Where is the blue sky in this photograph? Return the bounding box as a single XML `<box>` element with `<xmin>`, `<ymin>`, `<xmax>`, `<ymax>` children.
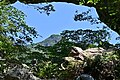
<box><xmin>13</xmin><ymin>1</ymin><xmax>119</xmax><ymax>44</ymax></box>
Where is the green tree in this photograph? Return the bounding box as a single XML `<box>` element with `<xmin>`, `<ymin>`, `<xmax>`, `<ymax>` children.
<box><xmin>61</xmin><ymin>28</ymin><xmax>111</xmax><ymax>49</ymax></box>
<box><xmin>0</xmin><ymin>3</ymin><xmax>38</xmax><ymax>54</ymax></box>
<box><xmin>0</xmin><ymin>2</ymin><xmax>38</xmax><ymax>73</ymax></box>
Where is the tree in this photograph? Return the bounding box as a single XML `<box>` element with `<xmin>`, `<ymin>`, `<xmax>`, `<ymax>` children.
<box><xmin>0</xmin><ymin>2</ymin><xmax>38</xmax><ymax>73</ymax></box>
<box><xmin>0</xmin><ymin>3</ymin><xmax>38</xmax><ymax>53</ymax></box>
<box><xmin>61</xmin><ymin>28</ymin><xmax>111</xmax><ymax>49</ymax></box>
<box><xmin>1</xmin><ymin>0</ymin><xmax>120</xmax><ymax>36</ymax></box>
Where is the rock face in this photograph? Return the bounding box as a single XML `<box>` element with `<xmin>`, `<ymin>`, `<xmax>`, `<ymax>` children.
<box><xmin>65</xmin><ymin>46</ymin><xmax>113</xmax><ymax>62</ymax></box>
<box><xmin>4</xmin><ymin>64</ymin><xmax>40</xmax><ymax>80</ymax></box>
<box><xmin>69</xmin><ymin>46</ymin><xmax>84</xmax><ymax>60</ymax></box>
<box><xmin>63</xmin><ymin>47</ymin><xmax>108</xmax><ymax>70</ymax></box>
<box><xmin>84</xmin><ymin>47</ymin><xmax>105</xmax><ymax>55</ymax></box>
<box><xmin>68</xmin><ymin>47</ymin><xmax>105</xmax><ymax>61</ymax></box>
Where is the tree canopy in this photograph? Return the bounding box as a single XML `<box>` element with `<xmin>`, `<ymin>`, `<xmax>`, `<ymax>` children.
<box><xmin>1</xmin><ymin>0</ymin><xmax>120</xmax><ymax>35</ymax></box>
<box><xmin>0</xmin><ymin>2</ymin><xmax>38</xmax><ymax>59</ymax></box>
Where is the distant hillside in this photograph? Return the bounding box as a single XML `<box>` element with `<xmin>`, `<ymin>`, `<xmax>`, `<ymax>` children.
<box><xmin>38</xmin><ymin>34</ymin><xmax>62</xmax><ymax>46</ymax></box>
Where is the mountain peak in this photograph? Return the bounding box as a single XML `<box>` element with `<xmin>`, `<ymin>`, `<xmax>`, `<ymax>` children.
<box><xmin>38</xmin><ymin>34</ymin><xmax>62</xmax><ymax>46</ymax></box>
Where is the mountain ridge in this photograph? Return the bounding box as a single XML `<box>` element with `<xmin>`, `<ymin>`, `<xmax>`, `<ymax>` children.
<box><xmin>37</xmin><ymin>34</ymin><xmax>62</xmax><ymax>46</ymax></box>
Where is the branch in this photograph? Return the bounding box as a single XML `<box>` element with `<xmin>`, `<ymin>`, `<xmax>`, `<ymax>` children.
<box><xmin>7</xmin><ymin>0</ymin><xmax>79</xmax><ymax>4</ymax></box>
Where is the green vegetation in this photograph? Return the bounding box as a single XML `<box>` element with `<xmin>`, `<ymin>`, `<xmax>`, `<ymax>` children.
<box><xmin>0</xmin><ymin>2</ymin><xmax>38</xmax><ymax>75</ymax></box>
<box><xmin>29</xmin><ymin>29</ymin><xmax>119</xmax><ymax>79</ymax></box>
<box><xmin>0</xmin><ymin>0</ymin><xmax>120</xmax><ymax>80</ymax></box>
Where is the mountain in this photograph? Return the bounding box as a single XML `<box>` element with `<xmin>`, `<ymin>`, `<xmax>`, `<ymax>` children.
<box><xmin>38</xmin><ymin>34</ymin><xmax>62</xmax><ymax>46</ymax></box>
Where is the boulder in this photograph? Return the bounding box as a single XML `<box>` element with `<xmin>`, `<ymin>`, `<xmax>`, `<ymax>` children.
<box><xmin>4</xmin><ymin>64</ymin><xmax>41</xmax><ymax>80</ymax></box>
<box><xmin>84</xmin><ymin>47</ymin><xmax>105</xmax><ymax>55</ymax></box>
<box><xmin>69</xmin><ymin>46</ymin><xmax>86</xmax><ymax>60</ymax></box>
<box><xmin>65</xmin><ymin>46</ymin><xmax>114</xmax><ymax>63</ymax></box>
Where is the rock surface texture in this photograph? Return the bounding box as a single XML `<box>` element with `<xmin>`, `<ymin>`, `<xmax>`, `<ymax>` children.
<box><xmin>68</xmin><ymin>46</ymin><xmax>113</xmax><ymax>61</ymax></box>
<box><xmin>4</xmin><ymin>64</ymin><xmax>40</xmax><ymax>80</ymax></box>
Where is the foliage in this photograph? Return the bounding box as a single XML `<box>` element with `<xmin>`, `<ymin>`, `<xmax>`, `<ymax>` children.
<box><xmin>0</xmin><ymin>3</ymin><xmax>38</xmax><ymax>74</ymax></box>
<box><xmin>74</xmin><ymin>9</ymin><xmax>101</xmax><ymax>25</ymax></box>
<box><xmin>28</xmin><ymin>4</ymin><xmax>55</xmax><ymax>16</ymax></box>
<box><xmin>0</xmin><ymin>0</ymin><xmax>120</xmax><ymax>79</ymax></box>
<box><xmin>0</xmin><ymin>3</ymin><xmax>38</xmax><ymax>53</ymax></box>
<box><xmin>94</xmin><ymin>0</ymin><xmax>120</xmax><ymax>35</ymax></box>
<box><xmin>61</xmin><ymin>28</ymin><xmax>111</xmax><ymax>49</ymax></box>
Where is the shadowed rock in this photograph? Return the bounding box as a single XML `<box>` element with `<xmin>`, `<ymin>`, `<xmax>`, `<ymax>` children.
<box><xmin>4</xmin><ymin>64</ymin><xmax>40</xmax><ymax>80</ymax></box>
